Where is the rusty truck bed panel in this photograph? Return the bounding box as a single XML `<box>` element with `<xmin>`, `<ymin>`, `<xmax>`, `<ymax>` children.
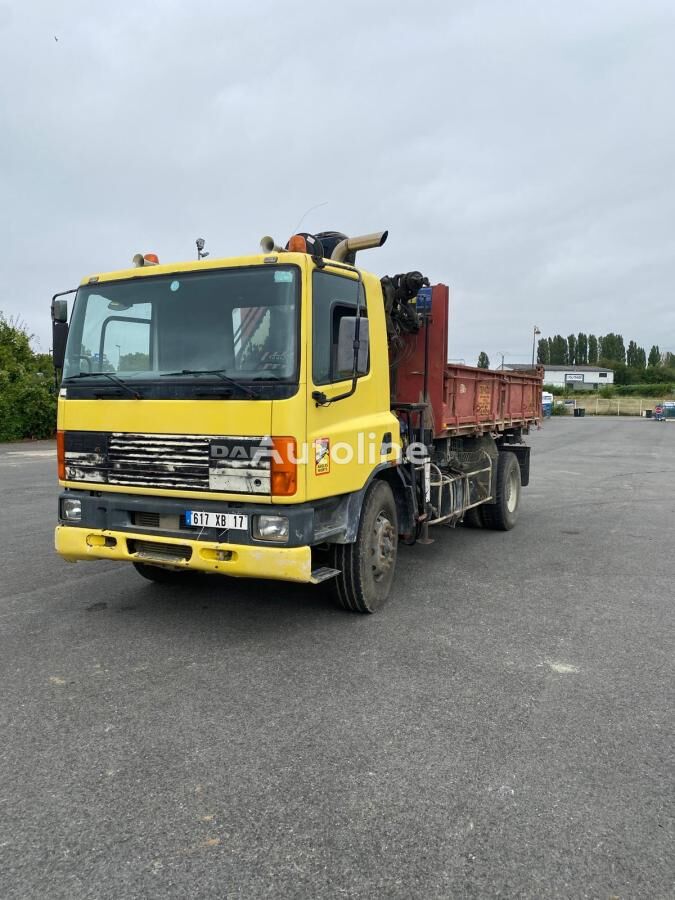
<box><xmin>441</xmin><ymin>365</ymin><xmax>542</xmax><ymax>436</ymax></box>
<box><xmin>392</xmin><ymin>284</ymin><xmax>543</xmax><ymax>436</ymax></box>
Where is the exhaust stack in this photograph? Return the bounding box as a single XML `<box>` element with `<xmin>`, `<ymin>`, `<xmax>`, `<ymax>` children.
<box><xmin>331</xmin><ymin>230</ymin><xmax>388</xmax><ymax>263</ymax></box>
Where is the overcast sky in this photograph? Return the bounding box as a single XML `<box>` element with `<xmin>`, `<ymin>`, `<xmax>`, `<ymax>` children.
<box><xmin>2</xmin><ymin>0</ymin><xmax>674</xmax><ymax>365</ymax></box>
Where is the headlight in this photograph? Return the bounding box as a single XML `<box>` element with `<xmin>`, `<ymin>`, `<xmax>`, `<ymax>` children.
<box><xmin>61</xmin><ymin>497</ymin><xmax>82</xmax><ymax>522</ymax></box>
<box><xmin>252</xmin><ymin>514</ymin><xmax>289</xmax><ymax>542</ymax></box>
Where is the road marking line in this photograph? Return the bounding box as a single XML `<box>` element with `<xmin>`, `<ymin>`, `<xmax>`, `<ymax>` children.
<box><xmin>5</xmin><ymin>450</ymin><xmax>56</xmax><ymax>458</ymax></box>
<box><xmin>547</xmin><ymin>661</ymin><xmax>580</xmax><ymax>674</ymax></box>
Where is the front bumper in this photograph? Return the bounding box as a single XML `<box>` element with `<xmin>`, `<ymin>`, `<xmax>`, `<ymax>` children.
<box><xmin>55</xmin><ymin>525</ymin><xmax>313</xmax><ymax>583</ymax></box>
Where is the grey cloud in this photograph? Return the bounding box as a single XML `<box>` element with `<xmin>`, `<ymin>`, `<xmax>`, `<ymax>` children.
<box><xmin>1</xmin><ymin>0</ymin><xmax>674</xmax><ymax>362</ymax></box>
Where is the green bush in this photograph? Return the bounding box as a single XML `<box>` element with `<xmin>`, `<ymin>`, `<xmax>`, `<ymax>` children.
<box><xmin>642</xmin><ymin>366</ymin><xmax>675</xmax><ymax>384</ymax></box>
<box><xmin>598</xmin><ymin>385</ymin><xmax>616</xmax><ymax>398</ymax></box>
<box><xmin>615</xmin><ymin>383</ymin><xmax>673</xmax><ymax>397</ymax></box>
<box><xmin>0</xmin><ymin>314</ymin><xmax>57</xmax><ymax>441</ymax></box>
<box><xmin>551</xmin><ymin>401</ymin><xmax>569</xmax><ymax>415</ymax></box>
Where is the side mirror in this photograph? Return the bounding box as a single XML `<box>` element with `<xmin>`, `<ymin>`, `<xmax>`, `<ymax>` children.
<box><xmin>336</xmin><ymin>316</ymin><xmax>369</xmax><ymax>378</ymax></box>
<box><xmin>52</xmin><ymin>322</ymin><xmax>69</xmax><ymax>370</ymax></box>
<box><xmin>52</xmin><ymin>298</ymin><xmax>68</xmax><ymax>323</ymax></box>
<box><xmin>50</xmin><ymin>290</ymin><xmax>77</xmax><ymax>373</ymax></box>
<box><xmin>51</xmin><ymin>299</ymin><xmax>69</xmax><ymax>370</ymax></box>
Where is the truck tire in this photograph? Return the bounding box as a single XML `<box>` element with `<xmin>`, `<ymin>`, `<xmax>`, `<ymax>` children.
<box><xmin>481</xmin><ymin>451</ymin><xmax>521</xmax><ymax>531</ymax></box>
<box><xmin>133</xmin><ymin>562</ymin><xmax>193</xmax><ymax>583</ymax></box>
<box><xmin>330</xmin><ymin>480</ymin><xmax>398</xmax><ymax>613</ymax></box>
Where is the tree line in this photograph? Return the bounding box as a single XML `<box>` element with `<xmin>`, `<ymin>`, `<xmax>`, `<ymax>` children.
<box><xmin>476</xmin><ymin>333</ymin><xmax>675</xmax><ymax>388</ymax></box>
<box><xmin>535</xmin><ymin>333</ymin><xmax>675</xmax><ymax>386</ymax></box>
<box><xmin>535</xmin><ymin>332</ymin><xmax>670</xmax><ymax>369</ymax></box>
<box><xmin>475</xmin><ymin>339</ymin><xmax>668</xmax><ymax>371</ymax></box>
<box><xmin>0</xmin><ymin>313</ymin><xmax>56</xmax><ymax>441</ymax></box>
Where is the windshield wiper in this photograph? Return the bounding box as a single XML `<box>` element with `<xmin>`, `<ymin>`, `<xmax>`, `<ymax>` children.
<box><xmin>65</xmin><ymin>371</ymin><xmax>143</xmax><ymax>399</ymax></box>
<box><xmin>160</xmin><ymin>368</ymin><xmax>258</xmax><ymax>398</ymax></box>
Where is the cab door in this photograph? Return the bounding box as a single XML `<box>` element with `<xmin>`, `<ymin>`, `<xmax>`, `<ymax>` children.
<box><xmin>306</xmin><ymin>268</ymin><xmax>398</xmax><ymax>502</ymax></box>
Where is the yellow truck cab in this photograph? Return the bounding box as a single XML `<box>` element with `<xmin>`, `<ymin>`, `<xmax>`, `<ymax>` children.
<box><xmin>53</xmin><ymin>230</ymin><xmax>541</xmax><ymax>612</ymax></box>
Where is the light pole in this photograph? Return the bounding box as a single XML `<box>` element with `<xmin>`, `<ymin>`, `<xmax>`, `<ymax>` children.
<box><xmin>531</xmin><ymin>326</ymin><xmax>541</xmax><ymax>367</ymax></box>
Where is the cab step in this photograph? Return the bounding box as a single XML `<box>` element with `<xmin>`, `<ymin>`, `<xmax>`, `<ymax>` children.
<box><xmin>310</xmin><ymin>566</ymin><xmax>341</xmax><ymax>584</ymax></box>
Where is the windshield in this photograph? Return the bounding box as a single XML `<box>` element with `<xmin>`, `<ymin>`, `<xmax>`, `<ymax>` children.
<box><xmin>62</xmin><ymin>266</ymin><xmax>299</xmax><ymax>393</ymax></box>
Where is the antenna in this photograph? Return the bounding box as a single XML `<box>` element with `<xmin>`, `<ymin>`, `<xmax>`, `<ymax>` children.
<box><xmin>196</xmin><ymin>237</ymin><xmax>209</xmax><ymax>260</ymax></box>
<box><xmin>290</xmin><ymin>201</ymin><xmax>328</xmax><ymax>236</ymax></box>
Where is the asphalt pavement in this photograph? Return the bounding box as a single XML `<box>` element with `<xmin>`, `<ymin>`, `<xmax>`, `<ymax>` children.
<box><xmin>0</xmin><ymin>419</ymin><xmax>673</xmax><ymax>899</ymax></box>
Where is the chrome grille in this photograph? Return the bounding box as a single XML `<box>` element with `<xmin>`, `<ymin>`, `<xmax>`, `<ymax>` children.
<box><xmin>64</xmin><ymin>431</ymin><xmax>271</xmax><ymax>494</ymax></box>
<box><xmin>109</xmin><ymin>433</ymin><xmax>210</xmax><ymax>490</ymax></box>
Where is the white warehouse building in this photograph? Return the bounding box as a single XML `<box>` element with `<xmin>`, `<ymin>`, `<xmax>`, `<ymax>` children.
<box><xmin>503</xmin><ymin>364</ymin><xmax>614</xmax><ymax>389</ymax></box>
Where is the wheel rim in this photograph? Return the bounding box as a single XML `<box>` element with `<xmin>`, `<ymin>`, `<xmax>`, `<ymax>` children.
<box><xmin>370</xmin><ymin>511</ymin><xmax>396</xmax><ymax>582</ymax></box>
<box><xmin>505</xmin><ymin>466</ymin><xmax>520</xmax><ymax>513</ymax></box>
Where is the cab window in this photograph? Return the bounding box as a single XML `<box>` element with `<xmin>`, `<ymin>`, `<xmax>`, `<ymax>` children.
<box><xmin>312</xmin><ymin>271</ymin><xmax>367</xmax><ymax>386</ymax></box>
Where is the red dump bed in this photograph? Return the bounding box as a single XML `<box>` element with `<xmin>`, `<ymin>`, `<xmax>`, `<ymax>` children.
<box><xmin>392</xmin><ymin>284</ymin><xmax>543</xmax><ymax>437</ymax></box>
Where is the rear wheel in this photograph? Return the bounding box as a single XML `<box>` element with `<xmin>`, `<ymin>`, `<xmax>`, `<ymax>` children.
<box><xmin>330</xmin><ymin>480</ymin><xmax>398</xmax><ymax>613</ymax></box>
<box><xmin>133</xmin><ymin>562</ymin><xmax>194</xmax><ymax>583</ymax></box>
<box><xmin>481</xmin><ymin>452</ymin><xmax>521</xmax><ymax>531</ymax></box>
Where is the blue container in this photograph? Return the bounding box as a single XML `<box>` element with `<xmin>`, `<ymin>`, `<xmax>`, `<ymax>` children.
<box><xmin>542</xmin><ymin>391</ymin><xmax>553</xmax><ymax>417</ymax></box>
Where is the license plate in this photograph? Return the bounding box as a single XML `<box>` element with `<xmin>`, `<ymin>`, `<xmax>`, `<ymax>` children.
<box><xmin>186</xmin><ymin>511</ymin><xmax>248</xmax><ymax>529</ymax></box>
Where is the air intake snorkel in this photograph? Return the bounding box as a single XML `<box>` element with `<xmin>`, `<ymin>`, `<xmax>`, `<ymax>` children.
<box><xmin>330</xmin><ymin>230</ymin><xmax>389</xmax><ymax>263</ymax></box>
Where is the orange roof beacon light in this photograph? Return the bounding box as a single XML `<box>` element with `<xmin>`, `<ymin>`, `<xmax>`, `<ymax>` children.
<box><xmin>285</xmin><ymin>232</ymin><xmax>324</xmax><ymax>257</ymax></box>
<box><xmin>287</xmin><ymin>234</ymin><xmax>308</xmax><ymax>253</ymax></box>
<box><xmin>132</xmin><ymin>253</ymin><xmax>160</xmax><ymax>267</ymax></box>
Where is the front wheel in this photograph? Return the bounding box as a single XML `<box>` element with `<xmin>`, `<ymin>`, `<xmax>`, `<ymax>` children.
<box><xmin>481</xmin><ymin>451</ymin><xmax>521</xmax><ymax>531</ymax></box>
<box><xmin>330</xmin><ymin>480</ymin><xmax>398</xmax><ymax>613</ymax></box>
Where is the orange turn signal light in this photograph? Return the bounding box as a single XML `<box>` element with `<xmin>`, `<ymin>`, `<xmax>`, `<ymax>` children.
<box><xmin>57</xmin><ymin>430</ymin><xmax>65</xmax><ymax>480</ymax></box>
<box><xmin>271</xmin><ymin>436</ymin><xmax>297</xmax><ymax>496</ymax></box>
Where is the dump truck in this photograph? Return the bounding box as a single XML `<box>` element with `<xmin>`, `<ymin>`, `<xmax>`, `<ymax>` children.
<box><xmin>52</xmin><ymin>230</ymin><xmax>542</xmax><ymax>612</ymax></box>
